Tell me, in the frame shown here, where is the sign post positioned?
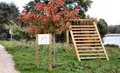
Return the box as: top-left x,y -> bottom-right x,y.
9,30 -> 13,42
36,34 -> 52,71
36,34 -> 39,68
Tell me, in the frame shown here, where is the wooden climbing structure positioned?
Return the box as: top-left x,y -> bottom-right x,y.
66,18 -> 109,61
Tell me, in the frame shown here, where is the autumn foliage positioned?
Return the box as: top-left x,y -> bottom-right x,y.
18,0 -> 80,34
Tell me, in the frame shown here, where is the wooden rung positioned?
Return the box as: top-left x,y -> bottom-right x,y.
75,41 -> 100,42
72,28 -> 96,30
80,57 -> 106,59
76,44 -> 101,46
73,31 -> 97,33
78,50 -> 104,52
74,34 -> 98,36
74,37 -> 99,39
79,53 -> 105,56
71,25 -> 95,27
70,19 -> 95,21
77,47 -> 103,49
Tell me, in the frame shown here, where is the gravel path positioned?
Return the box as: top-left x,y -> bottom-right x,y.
0,45 -> 20,73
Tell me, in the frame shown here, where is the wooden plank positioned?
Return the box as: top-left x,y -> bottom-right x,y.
70,30 -> 81,61
74,37 -> 99,39
73,31 -> 97,33
69,19 -> 95,21
70,25 -> 95,27
72,28 -> 96,30
95,18 -> 97,25
76,44 -> 101,46
79,53 -> 105,56
49,34 -> 52,71
77,47 -> 102,49
74,34 -> 98,36
78,50 -> 104,52
80,57 -> 106,59
93,22 -> 109,60
66,30 -> 69,56
75,40 -> 100,42
36,34 -> 39,68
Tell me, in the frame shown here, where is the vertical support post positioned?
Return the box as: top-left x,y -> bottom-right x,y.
36,34 -> 39,68
49,34 -> 52,71
66,22 -> 70,56
95,18 -> 98,53
11,34 -> 12,42
67,30 -> 69,56
95,18 -> 97,25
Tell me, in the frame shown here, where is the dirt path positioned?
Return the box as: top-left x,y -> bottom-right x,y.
0,45 -> 20,73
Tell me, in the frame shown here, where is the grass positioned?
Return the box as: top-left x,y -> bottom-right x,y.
0,40 -> 120,73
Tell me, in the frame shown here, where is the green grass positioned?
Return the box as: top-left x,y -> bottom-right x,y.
0,40 -> 120,73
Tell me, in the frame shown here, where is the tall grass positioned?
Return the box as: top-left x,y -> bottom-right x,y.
0,40 -> 120,73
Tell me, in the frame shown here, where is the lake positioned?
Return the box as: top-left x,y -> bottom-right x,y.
103,37 -> 120,47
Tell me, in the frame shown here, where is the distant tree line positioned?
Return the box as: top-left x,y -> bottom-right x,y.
0,2 -> 20,40
108,25 -> 120,33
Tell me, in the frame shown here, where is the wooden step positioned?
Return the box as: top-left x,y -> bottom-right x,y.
71,25 -> 95,27
79,53 -> 105,56
77,47 -> 103,49
72,28 -> 96,30
73,31 -> 97,33
74,34 -> 98,36
74,37 -> 99,39
76,44 -> 101,46
80,57 -> 106,59
75,40 -> 100,43
78,50 -> 104,52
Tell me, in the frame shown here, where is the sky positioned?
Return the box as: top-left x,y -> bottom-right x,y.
0,0 -> 120,26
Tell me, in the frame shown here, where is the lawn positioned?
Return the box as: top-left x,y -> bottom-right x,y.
0,40 -> 120,73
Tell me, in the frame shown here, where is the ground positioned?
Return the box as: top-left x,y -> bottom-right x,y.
0,45 -> 19,73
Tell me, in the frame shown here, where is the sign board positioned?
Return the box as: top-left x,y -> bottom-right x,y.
38,34 -> 50,45
9,30 -> 13,34
36,34 -> 52,71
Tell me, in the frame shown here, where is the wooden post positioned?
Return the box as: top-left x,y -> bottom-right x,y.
49,34 -> 52,71
95,18 -> 98,52
66,22 -> 70,56
67,30 -> 69,56
95,18 -> 97,25
36,34 -> 39,68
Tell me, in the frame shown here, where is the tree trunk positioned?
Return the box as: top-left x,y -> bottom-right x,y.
53,33 -> 55,65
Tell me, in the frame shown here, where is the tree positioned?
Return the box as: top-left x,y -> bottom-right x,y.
108,25 -> 120,33
19,0 -> 80,65
97,19 -> 108,38
5,21 -> 35,42
0,2 -> 20,40
108,26 -> 117,33
116,25 -> 120,33
23,0 -> 92,43
23,0 -> 92,18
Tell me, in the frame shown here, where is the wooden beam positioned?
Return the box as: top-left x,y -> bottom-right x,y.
95,18 -> 97,25
80,57 -> 106,59
78,50 -> 104,52
79,53 -> 105,56
36,34 -> 39,68
69,19 -> 95,21
66,30 -> 69,56
93,22 -> 109,60
49,34 -> 52,71
71,25 -> 94,27
70,30 -> 81,61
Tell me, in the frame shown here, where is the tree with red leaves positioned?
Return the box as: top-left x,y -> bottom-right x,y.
18,0 -> 80,65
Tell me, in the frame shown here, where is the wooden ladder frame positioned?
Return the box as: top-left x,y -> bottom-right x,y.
66,18 -> 109,61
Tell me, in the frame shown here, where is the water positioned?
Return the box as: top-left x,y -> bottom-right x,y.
103,37 -> 120,47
